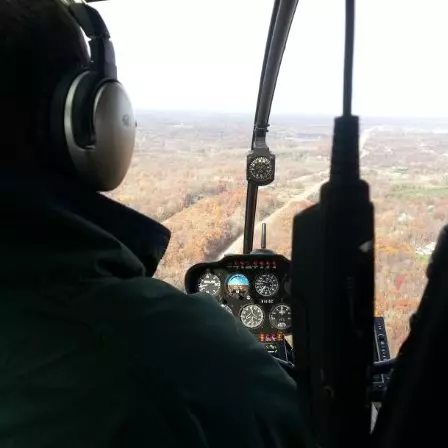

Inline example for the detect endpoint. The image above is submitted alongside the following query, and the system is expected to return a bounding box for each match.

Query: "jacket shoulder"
[73,277,313,447]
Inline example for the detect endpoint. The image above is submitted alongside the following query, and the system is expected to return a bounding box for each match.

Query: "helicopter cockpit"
[45,0,448,447]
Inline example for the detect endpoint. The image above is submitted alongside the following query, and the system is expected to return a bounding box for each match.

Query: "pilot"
[0,1,312,447]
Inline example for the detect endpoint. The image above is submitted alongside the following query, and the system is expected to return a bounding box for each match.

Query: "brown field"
[109,112,448,356]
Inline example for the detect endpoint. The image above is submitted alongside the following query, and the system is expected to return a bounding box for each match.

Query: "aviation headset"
[50,0,136,191]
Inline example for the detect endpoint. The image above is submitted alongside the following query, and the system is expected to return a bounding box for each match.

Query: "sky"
[93,0,448,117]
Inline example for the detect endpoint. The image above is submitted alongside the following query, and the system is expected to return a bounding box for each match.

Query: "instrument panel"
[184,254,292,336]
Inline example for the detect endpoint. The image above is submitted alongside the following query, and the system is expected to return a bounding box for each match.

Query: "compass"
[246,154,275,186]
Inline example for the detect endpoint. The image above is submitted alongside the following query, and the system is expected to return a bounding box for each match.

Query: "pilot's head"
[0,0,89,165]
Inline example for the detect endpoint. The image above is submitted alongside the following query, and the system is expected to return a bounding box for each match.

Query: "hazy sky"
[93,0,448,117]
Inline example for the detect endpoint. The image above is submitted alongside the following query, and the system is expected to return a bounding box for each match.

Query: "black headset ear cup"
[46,3,135,191]
[50,69,135,191]
[49,70,87,173]
[68,78,136,191]
[70,72,102,148]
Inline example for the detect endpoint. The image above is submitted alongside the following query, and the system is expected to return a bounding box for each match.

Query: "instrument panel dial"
[254,273,279,297]
[240,304,264,329]
[226,273,250,297]
[269,304,292,330]
[197,272,221,296]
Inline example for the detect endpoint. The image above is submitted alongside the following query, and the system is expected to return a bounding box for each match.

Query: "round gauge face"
[227,273,250,297]
[197,272,221,296]
[248,156,273,182]
[269,304,292,331]
[240,304,264,329]
[221,304,233,314]
[254,273,279,297]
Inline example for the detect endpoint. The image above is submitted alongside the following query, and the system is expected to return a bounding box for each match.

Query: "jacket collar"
[0,166,171,277]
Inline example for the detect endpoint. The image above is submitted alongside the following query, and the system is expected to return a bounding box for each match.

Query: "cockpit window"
[98,0,448,356]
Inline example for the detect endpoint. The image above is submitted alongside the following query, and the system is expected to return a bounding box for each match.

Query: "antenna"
[261,223,267,249]
[250,223,276,255]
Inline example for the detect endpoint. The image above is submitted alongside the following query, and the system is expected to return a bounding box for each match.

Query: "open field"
[109,111,448,356]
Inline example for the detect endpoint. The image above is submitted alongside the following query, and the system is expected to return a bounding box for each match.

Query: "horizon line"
[134,109,448,121]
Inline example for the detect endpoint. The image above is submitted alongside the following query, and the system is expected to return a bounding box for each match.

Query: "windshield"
[95,0,448,357]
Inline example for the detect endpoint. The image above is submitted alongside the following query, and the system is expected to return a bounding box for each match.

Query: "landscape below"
[109,111,448,356]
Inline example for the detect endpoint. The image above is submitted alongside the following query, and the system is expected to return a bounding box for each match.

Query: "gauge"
[197,272,221,296]
[240,304,264,329]
[248,156,274,182]
[227,273,250,297]
[254,273,279,297]
[221,304,233,314]
[269,304,292,331]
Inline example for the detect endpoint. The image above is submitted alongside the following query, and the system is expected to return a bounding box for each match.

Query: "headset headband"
[61,0,116,78]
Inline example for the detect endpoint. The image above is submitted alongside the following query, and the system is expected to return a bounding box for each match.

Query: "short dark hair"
[0,0,89,162]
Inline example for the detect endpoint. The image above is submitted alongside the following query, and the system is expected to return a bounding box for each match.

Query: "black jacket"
[0,168,313,447]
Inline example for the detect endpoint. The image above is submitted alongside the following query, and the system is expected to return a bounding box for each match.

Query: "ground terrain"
[109,111,448,356]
